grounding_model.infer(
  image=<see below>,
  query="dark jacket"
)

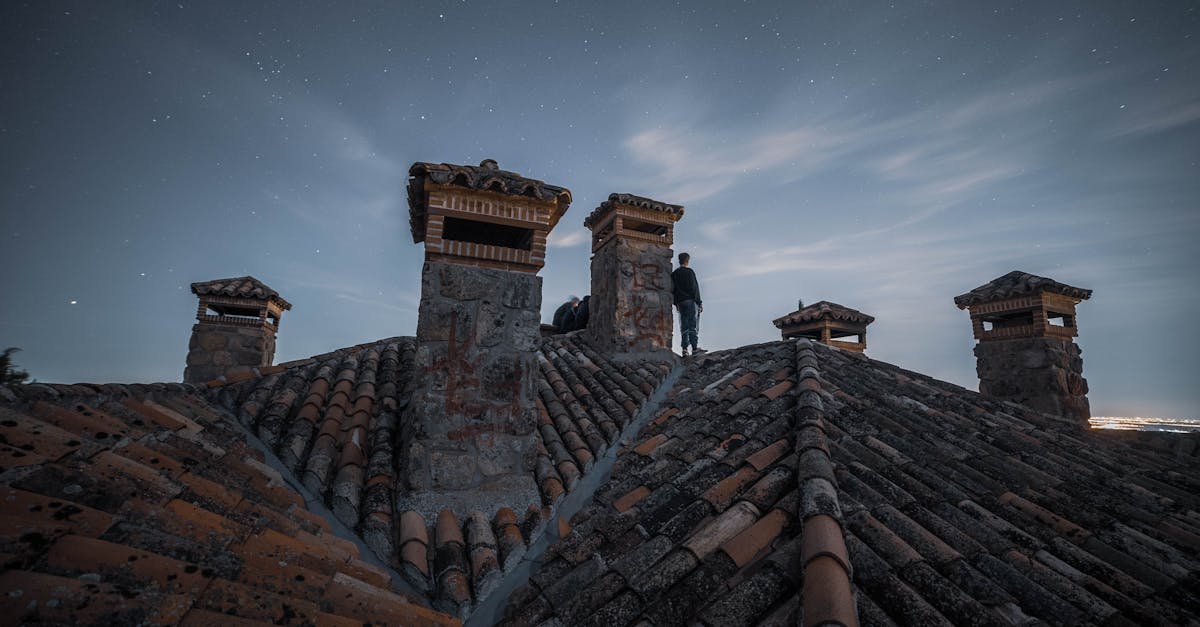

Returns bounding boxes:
[574,296,590,328]
[552,301,576,331]
[671,266,701,305]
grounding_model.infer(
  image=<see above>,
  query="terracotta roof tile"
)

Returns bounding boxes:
[0,570,194,625]
[772,300,875,327]
[9,296,1198,626]
[190,275,292,309]
[720,507,790,567]
[0,377,461,625]
[954,270,1092,308]
[613,485,651,513]
[802,554,858,626]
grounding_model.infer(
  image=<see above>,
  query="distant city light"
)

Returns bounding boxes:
[1090,416,1200,433]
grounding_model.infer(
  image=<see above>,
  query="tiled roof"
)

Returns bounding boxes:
[582,193,685,229]
[190,276,292,309]
[8,322,1195,626]
[773,300,875,327]
[207,331,672,618]
[0,381,454,626]
[815,342,1198,626]
[500,339,1200,626]
[408,160,574,243]
[501,340,804,626]
[954,271,1093,308]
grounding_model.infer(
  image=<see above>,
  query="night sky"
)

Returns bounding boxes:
[2,2,1197,419]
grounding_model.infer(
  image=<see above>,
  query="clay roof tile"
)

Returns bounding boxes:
[954,270,1092,308]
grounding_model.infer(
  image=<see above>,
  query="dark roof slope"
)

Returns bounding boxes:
[0,381,454,626]
[773,300,875,327]
[954,271,1093,308]
[815,343,1198,626]
[501,339,1200,627]
[190,276,292,309]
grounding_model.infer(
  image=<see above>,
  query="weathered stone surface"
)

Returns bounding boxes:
[587,237,675,354]
[401,260,544,515]
[183,323,276,383]
[974,338,1089,423]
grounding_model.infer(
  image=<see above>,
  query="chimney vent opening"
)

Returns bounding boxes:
[205,303,262,321]
[1047,311,1073,327]
[620,216,670,238]
[441,216,534,250]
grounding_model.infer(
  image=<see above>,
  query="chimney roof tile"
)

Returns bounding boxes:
[954,270,1092,308]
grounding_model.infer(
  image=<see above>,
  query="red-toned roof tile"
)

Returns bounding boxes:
[47,534,211,595]
[801,554,857,627]
[701,465,761,511]
[180,609,279,626]
[0,570,193,625]
[683,501,760,559]
[178,470,243,512]
[200,577,335,624]
[332,570,462,625]
[613,485,651,513]
[633,433,669,456]
[0,409,87,460]
[745,438,791,472]
[760,379,794,400]
[720,507,790,568]
[32,401,139,442]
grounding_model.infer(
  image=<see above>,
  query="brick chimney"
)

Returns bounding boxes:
[184,276,291,383]
[402,159,571,514]
[773,300,873,352]
[955,270,1092,423]
[583,193,684,355]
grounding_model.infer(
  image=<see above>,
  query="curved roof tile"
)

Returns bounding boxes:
[773,300,875,327]
[190,275,292,309]
[500,338,1200,626]
[582,192,685,229]
[954,270,1093,308]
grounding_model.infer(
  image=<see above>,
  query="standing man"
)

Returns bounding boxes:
[671,252,704,356]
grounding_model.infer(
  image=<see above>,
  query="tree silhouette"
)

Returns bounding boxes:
[1,348,30,385]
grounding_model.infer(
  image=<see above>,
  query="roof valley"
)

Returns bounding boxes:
[202,369,424,601]
[468,357,686,626]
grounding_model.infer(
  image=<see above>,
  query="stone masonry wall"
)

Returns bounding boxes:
[587,237,674,354]
[184,324,275,383]
[399,261,542,516]
[975,337,1090,423]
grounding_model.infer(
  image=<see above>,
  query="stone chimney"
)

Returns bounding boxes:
[184,276,291,383]
[402,159,571,514]
[955,270,1092,423]
[772,300,873,352]
[583,193,684,355]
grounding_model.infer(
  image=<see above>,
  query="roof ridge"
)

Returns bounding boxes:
[793,338,859,627]
[206,336,412,390]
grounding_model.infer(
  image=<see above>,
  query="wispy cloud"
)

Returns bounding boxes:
[547,228,588,248]
[622,124,869,203]
[1103,101,1200,138]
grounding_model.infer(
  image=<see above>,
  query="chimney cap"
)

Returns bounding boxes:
[772,300,873,328]
[190,276,292,310]
[583,193,685,229]
[407,160,573,243]
[954,270,1092,309]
